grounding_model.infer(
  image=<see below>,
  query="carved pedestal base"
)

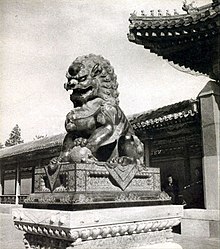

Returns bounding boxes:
[22,232,182,249]
[24,163,171,210]
[13,205,183,249]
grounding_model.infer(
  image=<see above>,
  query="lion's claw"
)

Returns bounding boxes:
[73,138,88,147]
[110,156,134,166]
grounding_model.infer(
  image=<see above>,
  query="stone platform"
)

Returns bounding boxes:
[12,205,183,249]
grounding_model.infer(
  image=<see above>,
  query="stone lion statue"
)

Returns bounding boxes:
[51,54,144,167]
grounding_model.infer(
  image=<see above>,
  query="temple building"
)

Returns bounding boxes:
[129,99,203,199]
[128,0,219,238]
[0,134,64,206]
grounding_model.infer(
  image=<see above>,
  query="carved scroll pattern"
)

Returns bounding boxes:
[76,170,86,191]
[67,171,76,191]
[153,173,161,191]
[87,174,119,191]
[125,173,153,191]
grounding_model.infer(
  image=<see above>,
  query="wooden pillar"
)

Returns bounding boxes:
[0,164,2,196]
[15,164,20,205]
[198,81,220,210]
[183,142,191,186]
[144,139,151,167]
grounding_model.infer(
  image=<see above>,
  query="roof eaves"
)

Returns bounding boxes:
[130,99,199,130]
[0,133,65,160]
[132,109,198,130]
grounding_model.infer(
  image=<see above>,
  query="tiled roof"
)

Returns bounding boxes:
[0,133,65,160]
[128,1,220,79]
[128,2,219,33]
[130,99,199,130]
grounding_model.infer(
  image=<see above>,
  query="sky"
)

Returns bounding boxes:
[0,0,211,144]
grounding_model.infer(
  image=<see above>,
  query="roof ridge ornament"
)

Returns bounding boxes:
[182,0,199,14]
[130,9,184,19]
[174,9,179,15]
[166,10,171,16]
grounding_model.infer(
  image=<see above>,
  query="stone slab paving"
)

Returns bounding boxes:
[174,234,220,249]
[0,213,24,249]
[0,213,219,249]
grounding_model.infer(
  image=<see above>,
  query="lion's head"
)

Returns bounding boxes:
[64,54,119,107]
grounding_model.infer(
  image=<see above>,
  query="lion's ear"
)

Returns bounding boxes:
[91,63,102,77]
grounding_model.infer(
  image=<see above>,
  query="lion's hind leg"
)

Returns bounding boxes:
[112,134,144,166]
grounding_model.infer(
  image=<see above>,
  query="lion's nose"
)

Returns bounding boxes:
[64,79,78,90]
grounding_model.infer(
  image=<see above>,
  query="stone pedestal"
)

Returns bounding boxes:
[12,205,183,249]
[13,162,183,248]
[23,163,170,210]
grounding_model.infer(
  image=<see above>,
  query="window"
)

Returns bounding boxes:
[20,167,33,195]
[3,168,16,195]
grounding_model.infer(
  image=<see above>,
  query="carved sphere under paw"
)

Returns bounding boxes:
[69,146,97,163]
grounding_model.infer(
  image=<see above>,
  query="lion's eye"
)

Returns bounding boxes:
[79,76,87,82]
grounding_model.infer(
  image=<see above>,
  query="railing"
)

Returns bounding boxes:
[0,195,28,204]
[0,195,16,204]
[18,195,28,204]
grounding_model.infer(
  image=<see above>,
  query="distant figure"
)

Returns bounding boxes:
[183,167,204,208]
[162,175,179,204]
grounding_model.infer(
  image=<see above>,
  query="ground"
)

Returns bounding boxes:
[0,213,219,249]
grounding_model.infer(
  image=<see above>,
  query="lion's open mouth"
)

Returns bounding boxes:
[73,86,93,96]
[71,86,95,107]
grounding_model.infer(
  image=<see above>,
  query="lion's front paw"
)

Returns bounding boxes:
[69,146,97,163]
[54,185,67,192]
[48,157,60,174]
[65,122,76,132]
[50,157,59,164]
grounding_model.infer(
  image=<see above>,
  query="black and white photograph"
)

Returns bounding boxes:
[0,0,219,248]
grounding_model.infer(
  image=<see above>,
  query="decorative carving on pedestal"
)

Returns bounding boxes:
[75,170,86,191]
[105,163,138,190]
[24,163,168,208]
[13,206,182,249]
[115,192,140,201]
[21,226,174,249]
[44,163,63,191]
